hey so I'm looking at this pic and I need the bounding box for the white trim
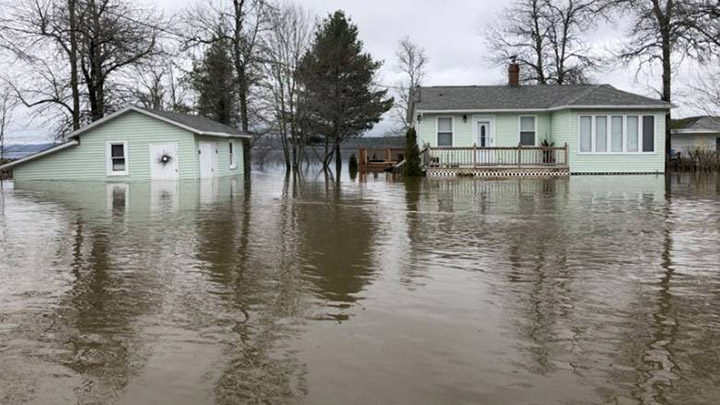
[436,116,454,147]
[671,129,720,135]
[65,106,251,140]
[518,115,538,146]
[106,141,129,176]
[417,104,670,115]
[0,140,80,170]
[471,114,496,147]
[577,114,658,155]
[229,141,237,169]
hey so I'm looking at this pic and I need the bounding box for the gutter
[0,140,80,170]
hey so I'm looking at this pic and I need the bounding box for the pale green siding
[415,109,666,173]
[13,111,245,183]
[552,110,666,174]
[195,135,244,177]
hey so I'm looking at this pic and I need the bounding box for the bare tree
[602,0,720,155]
[485,0,599,84]
[394,37,427,130]
[689,71,720,115]
[260,1,314,171]
[0,84,18,163]
[126,61,191,113]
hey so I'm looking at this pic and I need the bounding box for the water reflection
[1,173,719,404]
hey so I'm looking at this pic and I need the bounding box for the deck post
[517,144,522,168]
[473,143,477,168]
[564,142,569,168]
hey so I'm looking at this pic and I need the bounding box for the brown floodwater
[1,170,720,404]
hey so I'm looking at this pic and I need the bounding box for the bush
[402,127,423,177]
[349,153,358,173]
[669,149,720,171]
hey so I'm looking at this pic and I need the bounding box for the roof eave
[415,104,671,114]
[0,140,80,170]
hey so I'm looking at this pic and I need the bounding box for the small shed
[0,106,250,183]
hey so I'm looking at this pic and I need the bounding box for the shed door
[199,141,218,178]
[149,142,179,180]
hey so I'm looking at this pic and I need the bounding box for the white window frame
[106,141,129,176]
[577,114,657,155]
[436,116,454,147]
[518,115,538,146]
[229,141,236,169]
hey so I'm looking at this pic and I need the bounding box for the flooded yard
[1,171,720,404]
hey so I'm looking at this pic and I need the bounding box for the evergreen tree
[190,37,237,125]
[402,127,422,177]
[298,11,393,172]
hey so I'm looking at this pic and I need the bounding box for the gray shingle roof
[671,116,720,132]
[136,107,248,136]
[411,84,670,114]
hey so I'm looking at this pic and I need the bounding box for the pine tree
[190,38,237,125]
[402,127,422,177]
[298,11,393,172]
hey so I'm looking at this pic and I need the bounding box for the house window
[580,116,592,152]
[107,142,128,175]
[229,141,236,169]
[642,116,655,152]
[716,137,720,151]
[519,116,536,146]
[578,115,656,154]
[437,117,453,146]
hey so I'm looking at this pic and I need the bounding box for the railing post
[473,143,477,168]
[564,142,569,168]
[517,144,522,168]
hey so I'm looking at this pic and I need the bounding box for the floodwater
[1,170,720,405]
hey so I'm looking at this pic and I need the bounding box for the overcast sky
[4,0,704,143]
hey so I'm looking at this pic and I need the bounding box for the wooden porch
[422,144,570,177]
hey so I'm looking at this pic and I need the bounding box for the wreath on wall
[158,153,173,166]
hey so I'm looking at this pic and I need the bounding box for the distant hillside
[1,143,56,160]
[256,135,405,150]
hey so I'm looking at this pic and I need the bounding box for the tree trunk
[335,143,342,174]
[661,18,672,161]
[68,0,80,130]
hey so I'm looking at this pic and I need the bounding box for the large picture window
[107,142,128,176]
[578,115,655,154]
[519,116,536,146]
[437,117,453,147]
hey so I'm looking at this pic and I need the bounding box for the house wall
[414,109,667,173]
[670,133,720,154]
[552,109,666,174]
[415,112,552,147]
[13,111,245,183]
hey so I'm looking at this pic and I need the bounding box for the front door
[476,121,495,164]
[149,142,179,180]
[199,141,218,179]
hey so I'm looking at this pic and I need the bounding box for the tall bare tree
[260,1,314,170]
[394,37,427,130]
[602,0,720,155]
[486,0,599,84]
[689,71,720,115]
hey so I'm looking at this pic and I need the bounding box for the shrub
[402,127,423,177]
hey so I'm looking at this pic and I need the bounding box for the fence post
[517,144,522,168]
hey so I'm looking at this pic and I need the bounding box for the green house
[408,65,671,175]
[1,106,249,183]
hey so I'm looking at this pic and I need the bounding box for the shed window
[229,142,236,169]
[519,116,536,146]
[108,142,128,175]
[437,117,453,146]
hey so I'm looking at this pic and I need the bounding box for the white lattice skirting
[426,169,570,178]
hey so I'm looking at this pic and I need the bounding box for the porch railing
[422,143,569,169]
[359,148,405,165]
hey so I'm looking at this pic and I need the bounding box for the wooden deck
[359,148,405,172]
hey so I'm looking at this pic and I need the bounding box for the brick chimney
[508,61,520,86]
